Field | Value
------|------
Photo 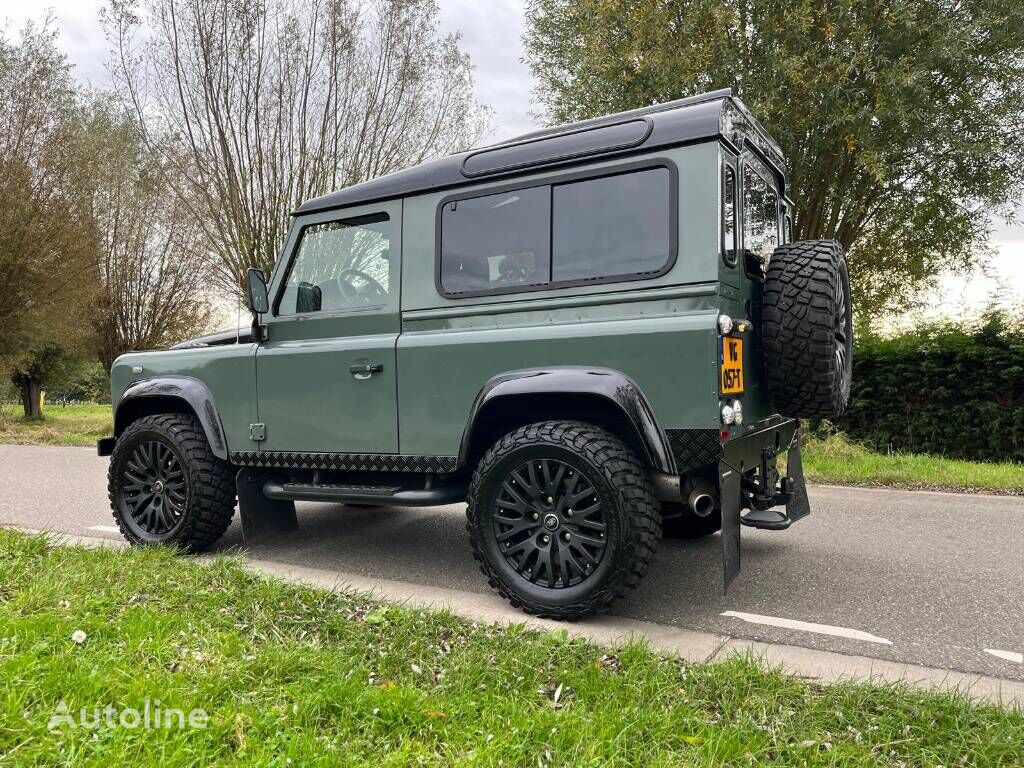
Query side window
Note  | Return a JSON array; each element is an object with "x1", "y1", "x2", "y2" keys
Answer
[
  {"x1": 722, "y1": 164, "x2": 737, "y2": 265},
  {"x1": 551, "y1": 167, "x2": 671, "y2": 282},
  {"x1": 440, "y1": 186, "x2": 550, "y2": 294},
  {"x1": 278, "y1": 214, "x2": 391, "y2": 316},
  {"x1": 439, "y1": 163, "x2": 674, "y2": 297},
  {"x1": 742, "y1": 162, "x2": 779, "y2": 270}
]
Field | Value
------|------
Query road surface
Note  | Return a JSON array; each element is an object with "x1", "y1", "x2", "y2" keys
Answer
[{"x1": 1, "y1": 444, "x2": 1021, "y2": 681}]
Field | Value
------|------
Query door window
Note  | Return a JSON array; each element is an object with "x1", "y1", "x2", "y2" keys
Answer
[
  {"x1": 742, "y1": 159, "x2": 779, "y2": 268},
  {"x1": 277, "y1": 213, "x2": 391, "y2": 315}
]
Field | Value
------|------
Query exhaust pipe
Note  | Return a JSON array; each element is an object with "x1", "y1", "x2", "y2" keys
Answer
[
  {"x1": 651, "y1": 473, "x2": 719, "y2": 517},
  {"x1": 687, "y1": 483, "x2": 716, "y2": 517}
]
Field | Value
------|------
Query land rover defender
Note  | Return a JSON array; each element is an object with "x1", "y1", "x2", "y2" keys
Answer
[{"x1": 99, "y1": 88, "x2": 853, "y2": 619}]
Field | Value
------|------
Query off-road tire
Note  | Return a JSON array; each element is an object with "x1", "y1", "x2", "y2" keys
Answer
[
  {"x1": 108, "y1": 413, "x2": 236, "y2": 551},
  {"x1": 660, "y1": 502, "x2": 722, "y2": 539},
  {"x1": 762, "y1": 239, "x2": 853, "y2": 417},
  {"x1": 466, "y1": 421, "x2": 660, "y2": 620}
]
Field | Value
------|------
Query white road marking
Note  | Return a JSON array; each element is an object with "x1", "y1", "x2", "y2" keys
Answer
[
  {"x1": 721, "y1": 610, "x2": 893, "y2": 645},
  {"x1": 984, "y1": 649, "x2": 1023, "y2": 664},
  {"x1": 87, "y1": 525, "x2": 122, "y2": 534}
]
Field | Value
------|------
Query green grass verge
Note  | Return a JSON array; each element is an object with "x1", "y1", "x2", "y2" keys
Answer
[
  {"x1": 0, "y1": 530, "x2": 1021, "y2": 766},
  {"x1": 0, "y1": 404, "x2": 112, "y2": 448},
  {"x1": 801, "y1": 431, "x2": 1024, "y2": 495}
]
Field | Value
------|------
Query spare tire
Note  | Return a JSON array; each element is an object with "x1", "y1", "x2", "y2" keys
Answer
[{"x1": 761, "y1": 239, "x2": 852, "y2": 417}]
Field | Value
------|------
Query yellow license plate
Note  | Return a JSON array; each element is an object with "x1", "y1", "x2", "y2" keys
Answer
[{"x1": 720, "y1": 337, "x2": 744, "y2": 394}]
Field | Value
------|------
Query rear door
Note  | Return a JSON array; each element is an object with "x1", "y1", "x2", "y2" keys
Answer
[{"x1": 256, "y1": 201, "x2": 401, "y2": 454}]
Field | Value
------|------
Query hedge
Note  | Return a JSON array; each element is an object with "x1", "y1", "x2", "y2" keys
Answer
[{"x1": 835, "y1": 312, "x2": 1024, "y2": 463}]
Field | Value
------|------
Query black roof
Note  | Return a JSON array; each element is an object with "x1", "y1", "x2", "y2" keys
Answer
[{"x1": 295, "y1": 88, "x2": 782, "y2": 215}]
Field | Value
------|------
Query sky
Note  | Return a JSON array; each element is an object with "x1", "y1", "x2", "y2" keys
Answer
[{"x1": 2, "y1": 0, "x2": 1021, "y2": 318}]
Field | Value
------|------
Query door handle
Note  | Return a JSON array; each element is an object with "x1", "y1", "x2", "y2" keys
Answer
[{"x1": 349, "y1": 362, "x2": 383, "y2": 379}]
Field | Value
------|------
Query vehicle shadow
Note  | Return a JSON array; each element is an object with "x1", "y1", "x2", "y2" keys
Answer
[{"x1": 213, "y1": 500, "x2": 790, "y2": 622}]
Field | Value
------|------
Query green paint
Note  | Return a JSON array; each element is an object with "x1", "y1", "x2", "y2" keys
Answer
[{"x1": 109, "y1": 138, "x2": 785, "y2": 461}]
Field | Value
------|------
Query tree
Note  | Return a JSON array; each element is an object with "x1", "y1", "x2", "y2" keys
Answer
[
  {"x1": 524, "y1": 0, "x2": 1024, "y2": 317},
  {"x1": 8, "y1": 343, "x2": 66, "y2": 419},
  {"x1": 79, "y1": 99, "x2": 212, "y2": 370},
  {"x1": 0, "y1": 19, "x2": 96, "y2": 415},
  {"x1": 105, "y1": 0, "x2": 490, "y2": 296}
]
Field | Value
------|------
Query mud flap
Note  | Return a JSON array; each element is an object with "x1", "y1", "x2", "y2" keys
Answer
[
  {"x1": 236, "y1": 469, "x2": 298, "y2": 545},
  {"x1": 719, "y1": 461, "x2": 742, "y2": 591},
  {"x1": 786, "y1": 432, "x2": 811, "y2": 523}
]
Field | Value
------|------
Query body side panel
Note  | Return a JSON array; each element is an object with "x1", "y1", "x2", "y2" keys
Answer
[
  {"x1": 397, "y1": 143, "x2": 721, "y2": 458},
  {"x1": 110, "y1": 344, "x2": 258, "y2": 454}
]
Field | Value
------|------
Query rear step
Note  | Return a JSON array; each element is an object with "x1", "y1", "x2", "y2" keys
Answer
[
  {"x1": 262, "y1": 480, "x2": 467, "y2": 507},
  {"x1": 740, "y1": 509, "x2": 792, "y2": 530}
]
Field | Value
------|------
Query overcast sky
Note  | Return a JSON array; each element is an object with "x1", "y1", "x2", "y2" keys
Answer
[{"x1": 2, "y1": 0, "x2": 1020, "y2": 315}]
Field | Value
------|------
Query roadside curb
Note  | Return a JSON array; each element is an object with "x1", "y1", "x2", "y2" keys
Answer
[{"x1": 10, "y1": 527, "x2": 1023, "y2": 710}]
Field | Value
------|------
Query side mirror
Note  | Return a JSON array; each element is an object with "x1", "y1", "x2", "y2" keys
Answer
[{"x1": 246, "y1": 268, "x2": 269, "y2": 315}]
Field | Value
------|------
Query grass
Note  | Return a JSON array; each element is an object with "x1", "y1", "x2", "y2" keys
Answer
[
  {"x1": 0, "y1": 403, "x2": 1020, "y2": 495},
  {"x1": 0, "y1": 404, "x2": 112, "y2": 448},
  {"x1": 0, "y1": 530, "x2": 1021, "y2": 766},
  {"x1": 800, "y1": 430, "x2": 1024, "y2": 495}
]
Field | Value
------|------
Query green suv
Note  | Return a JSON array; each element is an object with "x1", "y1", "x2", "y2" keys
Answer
[{"x1": 99, "y1": 88, "x2": 852, "y2": 619}]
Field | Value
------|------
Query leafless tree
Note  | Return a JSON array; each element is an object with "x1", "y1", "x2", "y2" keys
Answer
[
  {"x1": 104, "y1": 0, "x2": 490, "y2": 296},
  {"x1": 80, "y1": 99, "x2": 212, "y2": 370}
]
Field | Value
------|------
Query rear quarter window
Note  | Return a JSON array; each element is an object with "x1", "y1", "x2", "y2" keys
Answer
[
  {"x1": 438, "y1": 162, "x2": 676, "y2": 298},
  {"x1": 551, "y1": 167, "x2": 671, "y2": 282},
  {"x1": 439, "y1": 187, "x2": 551, "y2": 295}
]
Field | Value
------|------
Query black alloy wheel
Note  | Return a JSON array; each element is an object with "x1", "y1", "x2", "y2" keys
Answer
[
  {"x1": 833, "y1": 260, "x2": 851, "y2": 388},
  {"x1": 119, "y1": 439, "x2": 188, "y2": 536},
  {"x1": 492, "y1": 457, "x2": 608, "y2": 589}
]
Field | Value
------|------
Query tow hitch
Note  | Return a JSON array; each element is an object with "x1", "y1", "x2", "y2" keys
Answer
[{"x1": 740, "y1": 448, "x2": 797, "y2": 530}]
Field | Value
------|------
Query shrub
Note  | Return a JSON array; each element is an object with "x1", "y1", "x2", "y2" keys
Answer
[
  {"x1": 44, "y1": 360, "x2": 111, "y2": 404},
  {"x1": 836, "y1": 311, "x2": 1024, "y2": 463}
]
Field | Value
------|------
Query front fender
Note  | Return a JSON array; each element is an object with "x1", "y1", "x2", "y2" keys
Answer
[
  {"x1": 114, "y1": 376, "x2": 229, "y2": 460},
  {"x1": 459, "y1": 367, "x2": 675, "y2": 474}
]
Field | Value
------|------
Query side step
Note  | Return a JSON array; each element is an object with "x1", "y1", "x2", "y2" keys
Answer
[
  {"x1": 262, "y1": 480, "x2": 467, "y2": 507},
  {"x1": 740, "y1": 509, "x2": 792, "y2": 530}
]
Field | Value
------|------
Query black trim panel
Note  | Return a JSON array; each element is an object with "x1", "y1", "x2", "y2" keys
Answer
[
  {"x1": 665, "y1": 428, "x2": 724, "y2": 472},
  {"x1": 230, "y1": 451, "x2": 458, "y2": 474},
  {"x1": 461, "y1": 119, "x2": 652, "y2": 177},
  {"x1": 116, "y1": 376, "x2": 229, "y2": 460},
  {"x1": 459, "y1": 366, "x2": 675, "y2": 475}
]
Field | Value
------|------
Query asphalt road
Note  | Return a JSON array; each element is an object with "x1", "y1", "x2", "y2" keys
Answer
[{"x1": 2, "y1": 444, "x2": 1021, "y2": 681}]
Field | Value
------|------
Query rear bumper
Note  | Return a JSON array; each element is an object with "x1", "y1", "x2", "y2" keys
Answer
[
  {"x1": 722, "y1": 416, "x2": 797, "y2": 468},
  {"x1": 97, "y1": 437, "x2": 116, "y2": 457}
]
